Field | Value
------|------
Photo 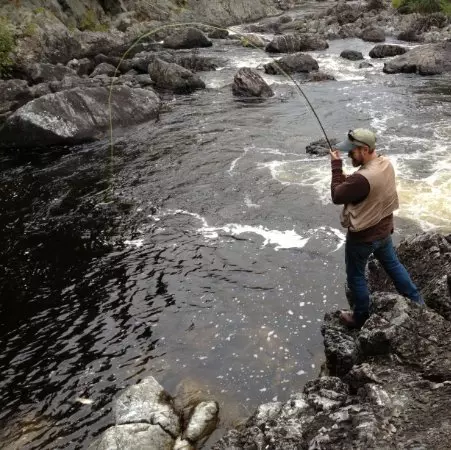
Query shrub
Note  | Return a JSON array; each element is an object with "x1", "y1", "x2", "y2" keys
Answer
[
  {"x1": 0, "y1": 18, "x2": 15, "y2": 78},
  {"x1": 393, "y1": 0, "x2": 451, "y2": 14},
  {"x1": 79, "y1": 9, "x2": 109, "y2": 32},
  {"x1": 22, "y1": 22, "x2": 37, "y2": 37}
]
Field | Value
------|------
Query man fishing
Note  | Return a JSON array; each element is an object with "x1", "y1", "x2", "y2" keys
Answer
[{"x1": 330, "y1": 128, "x2": 424, "y2": 328}]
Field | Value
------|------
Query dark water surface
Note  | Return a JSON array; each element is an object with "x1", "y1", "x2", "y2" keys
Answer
[{"x1": 1, "y1": 10, "x2": 451, "y2": 449}]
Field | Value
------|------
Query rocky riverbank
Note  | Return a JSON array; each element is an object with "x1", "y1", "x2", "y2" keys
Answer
[
  {"x1": 212, "y1": 232, "x2": 451, "y2": 449},
  {"x1": 1, "y1": 0, "x2": 451, "y2": 150}
]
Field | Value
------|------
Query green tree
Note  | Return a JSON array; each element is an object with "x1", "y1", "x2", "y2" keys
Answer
[{"x1": 393, "y1": 0, "x2": 451, "y2": 14}]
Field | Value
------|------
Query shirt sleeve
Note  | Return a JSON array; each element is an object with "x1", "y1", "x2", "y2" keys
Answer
[{"x1": 331, "y1": 159, "x2": 370, "y2": 205}]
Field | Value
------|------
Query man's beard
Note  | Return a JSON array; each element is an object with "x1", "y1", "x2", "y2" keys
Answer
[{"x1": 351, "y1": 158, "x2": 362, "y2": 167}]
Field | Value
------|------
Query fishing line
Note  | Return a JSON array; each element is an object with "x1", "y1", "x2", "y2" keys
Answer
[{"x1": 108, "y1": 22, "x2": 334, "y2": 193}]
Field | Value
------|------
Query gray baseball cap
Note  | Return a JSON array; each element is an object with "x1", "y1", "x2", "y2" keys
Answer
[{"x1": 334, "y1": 129, "x2": 377, "y2": 152}]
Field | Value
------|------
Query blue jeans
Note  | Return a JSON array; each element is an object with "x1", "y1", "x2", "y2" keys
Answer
[{"x1": 345, "y1": 235, "x2": 424, "y2": 326}]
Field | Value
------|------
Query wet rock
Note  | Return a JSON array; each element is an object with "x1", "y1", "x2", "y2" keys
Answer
[
  {"x1": 115, "y1": 376, "x2": 180, "y2": 437},
  {"x1": 361, "y1": 26, "x2": 385, "y2": 42},
  {"x1": 383, "y1": 41, "x2": 451, "y2": 75},
  {"x1": 359, "y1": 61, "x2": 373, "y2": 69},
  {"x1": 265, "y1": 34, "x2": 328, "y2": 53},
  {"x1": 304, "y1": 377, "x2": 349, "y2": 411},
  {"x1": 307, "y1": 71, "x2": 336, "y2": 82},
  {"x1": 148, "y1": 58, "x2": 206, "y2": 94},
  {"x1": 93, "y1": 54, "x2": 131, "y2": 74},
  {"x1": 26, "y1": 63, "x2": 77, "y2": 84},
  {"x1": 184, "y1": 401, "x2": 219, "y2": 442},
  {"x1": 340, "y1": 50, "x2": 364, "y2": 61},
  {"x1": 369, "y1": 44, "x2": 408, "y2": 58},
  {"x1": 90, "y1": 62, "x2": 118, "y2": 78},
  {"x1": 48, "y1": 76, "x2": 102, "y2": 93},
  {"x1": 0, "y1": 86, "x2": 160, "y2": 150},
  {"x1": 241, "y1": 34, "x2": 268, "y2": 48},
  {"x1": 232, "y1": 67, "x2": 274, "y2": 98},
  {"x1": 264, "y1": 53, "x2": 319, "y2": 74},
  {"x1": 74, "y1": 30, "x2": 127, "y2": 59},
  {"x1": 163, "y1": 28, "x2": 212, "y2": 49},
  {"x1": 88, "y1": 423, "x2": 174, "y2": 450},
  {"x1": 306, "y1": 137, "x2": 339, "y2": 157},
  {"x1": 208, "y1": 29, "x2": 229, "y2": 39}
]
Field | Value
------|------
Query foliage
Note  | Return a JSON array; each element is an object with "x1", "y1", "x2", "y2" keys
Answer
[
  {"x1": 33, "y1": 7, "x2": 46, "y2": 14},
  {"x1": 79, "y1": 9, "x2": 109, "y2": 32},
  {"x1": 392, "y1": 0, "x2": 451, "y2": 14},
  {"x1": 0, "y1": 17, "x2": 15, "y2": 78},
  {"x1": 22, "y1": 21, "x2": 37, "y2": 37}
]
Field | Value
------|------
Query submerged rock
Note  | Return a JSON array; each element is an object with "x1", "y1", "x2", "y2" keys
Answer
[
  {"x1": 264, "y1": 53, "x2": 319, "y2": 74},
  {"x1": 383, "y1": 41, "x2": 451, "y2": 75},
  {"x1": 0, "y1": 86, "x2": 160, "y2": 150},
  {"x1": 232, "y1": 67, "x2": 274, "y2": 98}
]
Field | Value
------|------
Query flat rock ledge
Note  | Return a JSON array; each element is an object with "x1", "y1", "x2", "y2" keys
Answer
[
  {"x1": 89, "y1": 376, "x2": 219, "y2": 450},
  {"x1": 213, "y1": 232, "x2": 451, "y2": 449}
]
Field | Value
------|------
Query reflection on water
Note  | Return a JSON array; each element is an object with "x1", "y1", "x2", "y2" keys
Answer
[{"x1": 0, "y1": 18, "x2": 450, "y2": 450}]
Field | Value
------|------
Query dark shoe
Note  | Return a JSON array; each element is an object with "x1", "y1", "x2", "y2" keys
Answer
[{"x1": 339, "y1": 311, "x2": 367, "y2": 329}]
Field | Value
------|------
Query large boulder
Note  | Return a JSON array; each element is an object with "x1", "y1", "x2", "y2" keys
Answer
[
  {"x1": 232, "y1": 67, "x2": 274, "y2": 98},
  {"x1": 0, "y1": 86, "x2": 161, "y2": 150},
  {"x1": 265, "y1": 34, "x2": 328, "y2": 53},
  {"x1": 340, "y1": 50, "x2": 364, "y2": 61},
  {"x1": 361, "y1": 26, "x2": 385, "y2": 42},
  {"x1": 148, "y1": 58, "x2": 206, "y2": 94},
  {"x1": 383, "y1": 41, "x2": 451, "y2": 75},
  {"x1": 90, "y1": 62, "x2": 118, "y2": 77},
  {"x1": 369, "y1": 44, "x2": 408, "y2": 59},
  {"x1": 213, "y1": 291, "x2": 451, "y2": 449},
  {"x1": 163, "y1": 28, "x2": 212, "y2": 49},
  {"x1": 306, "y1": 137, "x2": 339, "y2": 157},
  {"x1": 264, "y1": 53, "x2": 319, "y2": 74}
]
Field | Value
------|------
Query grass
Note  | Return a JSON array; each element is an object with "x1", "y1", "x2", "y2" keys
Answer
[
  {"x1": 392, "y1": 0, "x2": 451, "y2": 14},
  {"x1": 0, "y1": 17, "x2": 15, "y2": 78}
]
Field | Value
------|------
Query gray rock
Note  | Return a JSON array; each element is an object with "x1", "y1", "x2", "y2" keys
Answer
[
  {"x1": 241, "y1": 34, "x2": 268, "y2": 48},
  {"x1": 232, "y1": 67, "x2": 274, "y2": 98},
  {"x1": 369, "y1": 44, "x2": 408, "y2": 58},
  {"x1": 27, "y1": 63, "x2": 77, "y2": 84},
  {"x1": 148, "y1": 58, "x2": 205, "y2": 94},
  {"x1": 359, "y1": 61, "x2": 373, "y2": 69},
  {"x1": 208, "y1": 29, "x2": 229, "y2": 39},
  {"x1": 173, "y1": 438, "x2": 195, "y2": 450},
  {"x1": 264, "y1": 53, "x2": 319, "y2": 74},
  {"x1": 361, "y1": 26, "x2": 385, "y2": 42},
  {"x1": 383, "y1": 41, "x2": 451, "y2": 75},
  {"x1": 88, "y1": 423, "x2": 174, "y2": 450},
  {"x1": 67, "y1": 58, "x2": 96, "y2": 77},
  {"x1": 29, "y1": 83, "x2": 52, "y2": 99},
  {"x1": 265, "y1": 34, "x2": 328, "y2": 53},
  {"x1": 397, "y1": 30, "x2": 424, "y2": 43},
  {"x1": 340, "y1": 50, "x2": 364, "y2": 61},
  {"x1": 184, "y1": 401, "x2": 219, "y2": 442},
  {"x1": 0, "y1": 86, "x2": 160, "y2": 150},
  {"x1": 164, "y1": 28, "x2": 212, "y2": 49},
  {"x1": 0, "y1": 79, "x2": 32, "y2": 117},
  {"x1": 90, "y1": 62, "x2": 118, "y2": 77},
  {"x1": 306, "y1": 137, "x2": 339, "y2": 157},
  {"x1": 115, "y1": 376, "x2": 180, "y2": 437},
  {"x1": 308, "y1": 71, "x2": 336, "y2": 82}
]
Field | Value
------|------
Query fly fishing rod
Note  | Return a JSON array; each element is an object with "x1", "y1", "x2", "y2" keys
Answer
[{"x1": 108, "y1": 22, "x2": 334, "y2": 191}]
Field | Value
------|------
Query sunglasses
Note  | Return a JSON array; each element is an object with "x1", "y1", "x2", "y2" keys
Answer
[{"x1": 348, "y1": 130, "x2": 371, "y2": 148}]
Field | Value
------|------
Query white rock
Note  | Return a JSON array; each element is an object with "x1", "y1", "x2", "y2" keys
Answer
[{"x1": 184, "y1": 401, "x2": 219, "y2": 442}]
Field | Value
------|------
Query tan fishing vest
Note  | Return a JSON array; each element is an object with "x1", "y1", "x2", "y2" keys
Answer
[{"x1": 340, "y1": 156, "x2": 399, "y2": 232}]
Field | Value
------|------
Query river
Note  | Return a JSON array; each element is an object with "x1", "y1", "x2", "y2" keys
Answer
[{"x1": 0, "y1": 6, "x2": 450, "y2": 449}]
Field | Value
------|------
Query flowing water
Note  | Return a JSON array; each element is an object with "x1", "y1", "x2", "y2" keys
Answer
[{"x1": 1, "y1": 7, "x2": 451, "y2": 449}]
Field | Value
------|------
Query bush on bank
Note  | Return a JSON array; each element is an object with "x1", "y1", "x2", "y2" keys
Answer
[
  {"x1": 392, "y1": 0, "x2": 451, "y2": 15},
  {"x1": 0, "y1": 17, "x2": 15, "y2": 78}
]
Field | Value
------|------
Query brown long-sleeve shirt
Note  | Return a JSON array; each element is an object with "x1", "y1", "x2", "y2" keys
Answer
[{"x1": 331, "y1": 159, "x2": 394, "y2": 242}]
